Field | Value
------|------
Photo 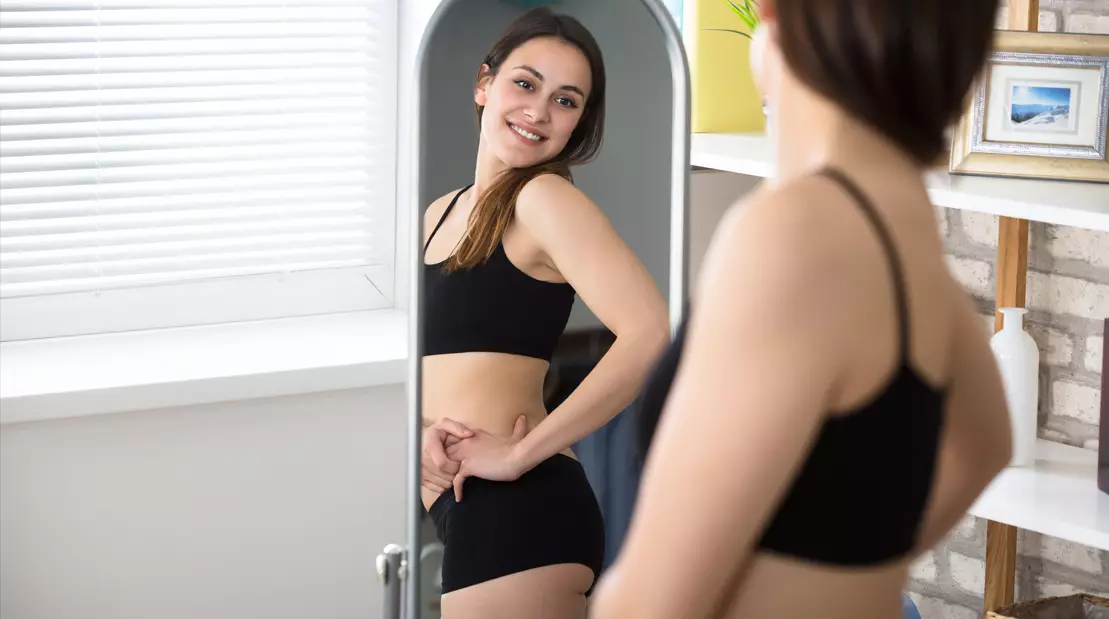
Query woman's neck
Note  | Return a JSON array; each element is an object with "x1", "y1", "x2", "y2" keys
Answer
[
  {"x1": 473, "y1": 138, "x2": 510, "y2": 198},
  {"x1": 771, "y1": 77, "x2": 922, "y2": 184}
]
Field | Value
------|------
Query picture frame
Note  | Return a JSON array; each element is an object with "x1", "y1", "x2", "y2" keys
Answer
[{"x1": 950, "y1": 31, "x2": 1109, "y2": 183}]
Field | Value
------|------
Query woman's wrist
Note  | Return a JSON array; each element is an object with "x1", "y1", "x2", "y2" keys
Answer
[{"x1": 509, "y1": 435, "x2": 543, "y2": 478}]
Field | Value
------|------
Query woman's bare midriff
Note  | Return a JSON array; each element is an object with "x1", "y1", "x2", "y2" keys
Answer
[
  {"x1": 722, "y1": 552, "x2": 910, "y2": 619},
  {"x1": 421, "y1": 352, "x2": 577, "y2": 511}
]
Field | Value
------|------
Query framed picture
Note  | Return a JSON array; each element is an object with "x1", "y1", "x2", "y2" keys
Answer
[{"x1": 950, "y1": 31, "x2": 1109, "y2": 183}]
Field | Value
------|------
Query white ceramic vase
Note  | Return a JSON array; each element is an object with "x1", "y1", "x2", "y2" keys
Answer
[{"x1": 990, "y1": 308, "x2": 1040, "y2": 468}]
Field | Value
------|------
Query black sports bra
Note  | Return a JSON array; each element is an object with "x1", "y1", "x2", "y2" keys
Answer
[
  {"x1": 635, "y1": 168, "x2": 947, "y2": 566},
  {"x1": 423, "y1": 185, "x2": 576, "y2": 361}
]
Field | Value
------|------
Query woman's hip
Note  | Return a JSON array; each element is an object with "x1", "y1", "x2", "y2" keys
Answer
[
  {"x1": 428, "y1": 453, "x2": 602, "y2": 536},
  {"x1": 427, "y1": 453, "x2": 606, "y2": 595}
]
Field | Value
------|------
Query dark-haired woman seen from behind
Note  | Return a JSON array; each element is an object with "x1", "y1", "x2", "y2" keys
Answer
[
  {"x1": 419, "y1": 7, "x2": 669, "y2": 619},
  {"x1": 591, "y1": 1, "x2": 1012, "y2": 618}
]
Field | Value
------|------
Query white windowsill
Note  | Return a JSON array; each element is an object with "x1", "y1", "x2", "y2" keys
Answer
[{"x1": 0, "y1": 309, "x2": 408, "y2": 425}]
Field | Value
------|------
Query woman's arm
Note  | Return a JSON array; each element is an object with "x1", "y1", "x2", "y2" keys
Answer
[
  {"x1": 913, "y1": 289, "x2": 1011, "y2": 551},
  {"x1": 589, "y1": 186, "x2": 850, "y2": 619},
  {"x1": 509, "y1": 174, "x2": 670, "y2": 473}
]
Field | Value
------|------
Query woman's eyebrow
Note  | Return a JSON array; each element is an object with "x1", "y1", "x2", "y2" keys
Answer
[{"x1": 514, "y1": 64, "x2": 586, "y2": 98}]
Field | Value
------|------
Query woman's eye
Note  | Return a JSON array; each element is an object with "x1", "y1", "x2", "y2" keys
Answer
[
  {"x1": 556, "y1": 97, "x2": 577, "y2": 108},
  {"x1": 514, "y1": 79, "x2": 534, "y2": 90}
]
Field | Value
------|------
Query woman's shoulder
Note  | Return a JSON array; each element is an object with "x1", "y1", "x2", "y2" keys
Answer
[
  {"x1": 695, "y1": 175, "x2": 873, "y2": 315},
  {"x1": 517, "y1": 172, "x2": 580, "y2": 203},
  {"x1": 429, "y1": 186, "x2": 470, "y2": 208},
  {"x1": 514, "y1": 173, "x2": 597, "y2": 224},
  {"x1": 423, "y1": 186, "x2": 469, "y2": 223},
  {"x1": 715, "y1": 175, "x2": 851, "y2": 260}
]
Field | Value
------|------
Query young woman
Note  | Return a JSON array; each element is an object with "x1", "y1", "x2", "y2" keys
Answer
[
  {"x1": 419, "y1": 8, "x2": 669, "y2": 619},
  {"x1": 590, "y1": 1, "x2": 1013, "y2": 618}
]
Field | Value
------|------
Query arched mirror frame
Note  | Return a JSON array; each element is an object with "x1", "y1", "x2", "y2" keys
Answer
[{"x1": 404, "y1": 2, "x2": 691, "y2": 614}]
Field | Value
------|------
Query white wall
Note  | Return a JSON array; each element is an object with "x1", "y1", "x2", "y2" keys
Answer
[
  {"x1": 687, "y1": 170, "x2": 761, "y2": 288},
  {"x1": 0, "y1": 385, "x2": 407, "y2": 619}
]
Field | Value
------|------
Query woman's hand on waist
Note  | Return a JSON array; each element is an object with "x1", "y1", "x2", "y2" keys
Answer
[
  {"x1": 421, "y1": 418, "x2": 473, "y2": 496},
  {"x1": 445, "y1": 414, "x2": 529, "y2": 502}
]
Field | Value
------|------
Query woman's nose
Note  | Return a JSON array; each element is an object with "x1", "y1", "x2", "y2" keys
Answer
[{"x1": 524, "y1": 102, "x2": 549, "y2": 124}]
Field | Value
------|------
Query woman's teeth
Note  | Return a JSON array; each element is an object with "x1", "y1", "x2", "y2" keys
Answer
[{"x1": 510, "y1": 123, "x2": 544, "y2": 142}]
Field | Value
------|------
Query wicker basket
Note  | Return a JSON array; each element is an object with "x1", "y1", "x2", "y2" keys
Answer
[{"x1": 986, "y1": 594, "x2": 1109, "y2": 619}]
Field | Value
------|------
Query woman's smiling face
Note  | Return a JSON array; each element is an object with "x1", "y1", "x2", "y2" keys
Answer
[{"x1": 475, "y1": 36, "x2": 593, "y2": 169}]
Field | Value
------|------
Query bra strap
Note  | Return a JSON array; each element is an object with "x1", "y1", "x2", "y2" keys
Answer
[
  {"x1": 817, "y1": 168, "x2": 911, "y2": 361},
  {"x1": 424, "y1": 185, "x2": 472, "y2": 252}
]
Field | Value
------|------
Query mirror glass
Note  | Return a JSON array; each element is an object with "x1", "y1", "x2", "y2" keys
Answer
[{"x1": 411, "y1": 1, "x2": 688, "y2": 617}]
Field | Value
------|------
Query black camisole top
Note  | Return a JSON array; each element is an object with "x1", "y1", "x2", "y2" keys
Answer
[
  {"x1": 635, "y1": 168, "x2": 948, "y2": 566},
  {"x1": 423, "y1": 185, "x2": 576, "y2": 361}
]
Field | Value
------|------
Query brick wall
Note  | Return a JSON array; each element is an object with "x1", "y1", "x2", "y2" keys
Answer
[
  {"x1": 907, "y1": 4, "x2": 1109, "y2": 616},
  {"x1": 996, "y1": 0, "x2": 1109, "y2": 33}
]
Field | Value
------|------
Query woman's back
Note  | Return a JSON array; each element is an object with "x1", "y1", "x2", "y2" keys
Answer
[
  {"x1": 716, "y1": 162, "x2": 958, "y2": 618},
  {"x1": 589, "y1": 1, "x2": 1010, "y2": 616},
  {"x1": 726, "y1": 160, "x2": 1012, "y2": 617},
  {"x1": 594, "y1": 130, "x2": 1010, "y2": 618}
]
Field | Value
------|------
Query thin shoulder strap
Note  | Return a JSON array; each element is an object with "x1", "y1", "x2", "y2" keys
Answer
[
  {"x1": 817, "y1": 167, "x2": 911, "y2": 360},
  {"x1": 424, "y1": 185, "x2": 472, "y2": 252}
]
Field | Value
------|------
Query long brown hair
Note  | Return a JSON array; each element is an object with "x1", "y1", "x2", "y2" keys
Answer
[
  {"x1": 775, "y1": 0, "x2": 998, "y2": 164},
  {"x1": 443, "y1": 7, "x2": 606, "y2": 273}
]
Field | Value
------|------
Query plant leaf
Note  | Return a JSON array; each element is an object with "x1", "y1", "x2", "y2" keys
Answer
[
  {"x1": 724, "y1": 0, "x2": 751, "y2": 20},
  {"x1": 702, "y1": 27, "x2": 753, "y2": 40},
  {"x1": 722, "y1": 0, "x2": 757, "y2": 30}
]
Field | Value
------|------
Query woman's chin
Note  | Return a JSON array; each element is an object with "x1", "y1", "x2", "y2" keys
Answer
[{"x1": 497, "y1": 149, "x2": 550, "y2": 170}]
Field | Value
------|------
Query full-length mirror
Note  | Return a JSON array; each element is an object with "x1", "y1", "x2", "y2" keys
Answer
[{"x1": 408, "y1": 1, "x2": 689, "y2": 617}]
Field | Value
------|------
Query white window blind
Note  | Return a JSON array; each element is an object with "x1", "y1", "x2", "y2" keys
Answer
[{"x1": 0, "y1": 0, "x2": 398, "y2": 341}]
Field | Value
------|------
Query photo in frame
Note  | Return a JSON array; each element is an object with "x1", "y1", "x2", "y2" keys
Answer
[{"x1": 950, "y1": 31, "x2": 1109, "y2": 183}]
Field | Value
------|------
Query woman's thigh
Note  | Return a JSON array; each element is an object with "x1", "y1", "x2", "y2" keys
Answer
[{"x1": 440, "y1": 563, "x2": 594, "y2": 619}]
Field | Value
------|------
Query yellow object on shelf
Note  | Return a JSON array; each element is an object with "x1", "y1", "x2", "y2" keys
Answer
[{"x1": 684, "y1": 0, "x2": 765, "y2": 134}]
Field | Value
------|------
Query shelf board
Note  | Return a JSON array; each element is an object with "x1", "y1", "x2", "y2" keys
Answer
[
  {"x1": 690, "y1": 132, "x2": 1109, "y2": 231},
  {"x1": 969, "y1": 439, "x2": 1109, "y2": 551},
  {"x1": 691, "y1": 132, "x2": 777, "y2": 178}
]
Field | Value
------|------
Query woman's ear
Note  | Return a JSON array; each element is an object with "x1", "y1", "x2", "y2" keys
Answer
[
  {"x1": 474, "y1": 63, "x2": 493, "y2": 107},
  {"x1": 749, "y1": 8, "x2": 782, "y2": 103},
  {"x1": 758, "y1": 0, "x2": 778, "y2": 22}
]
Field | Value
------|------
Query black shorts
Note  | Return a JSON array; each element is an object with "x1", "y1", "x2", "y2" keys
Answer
[{"x1": 427, "y1": 453, "x2": 606, "y2": 595}]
